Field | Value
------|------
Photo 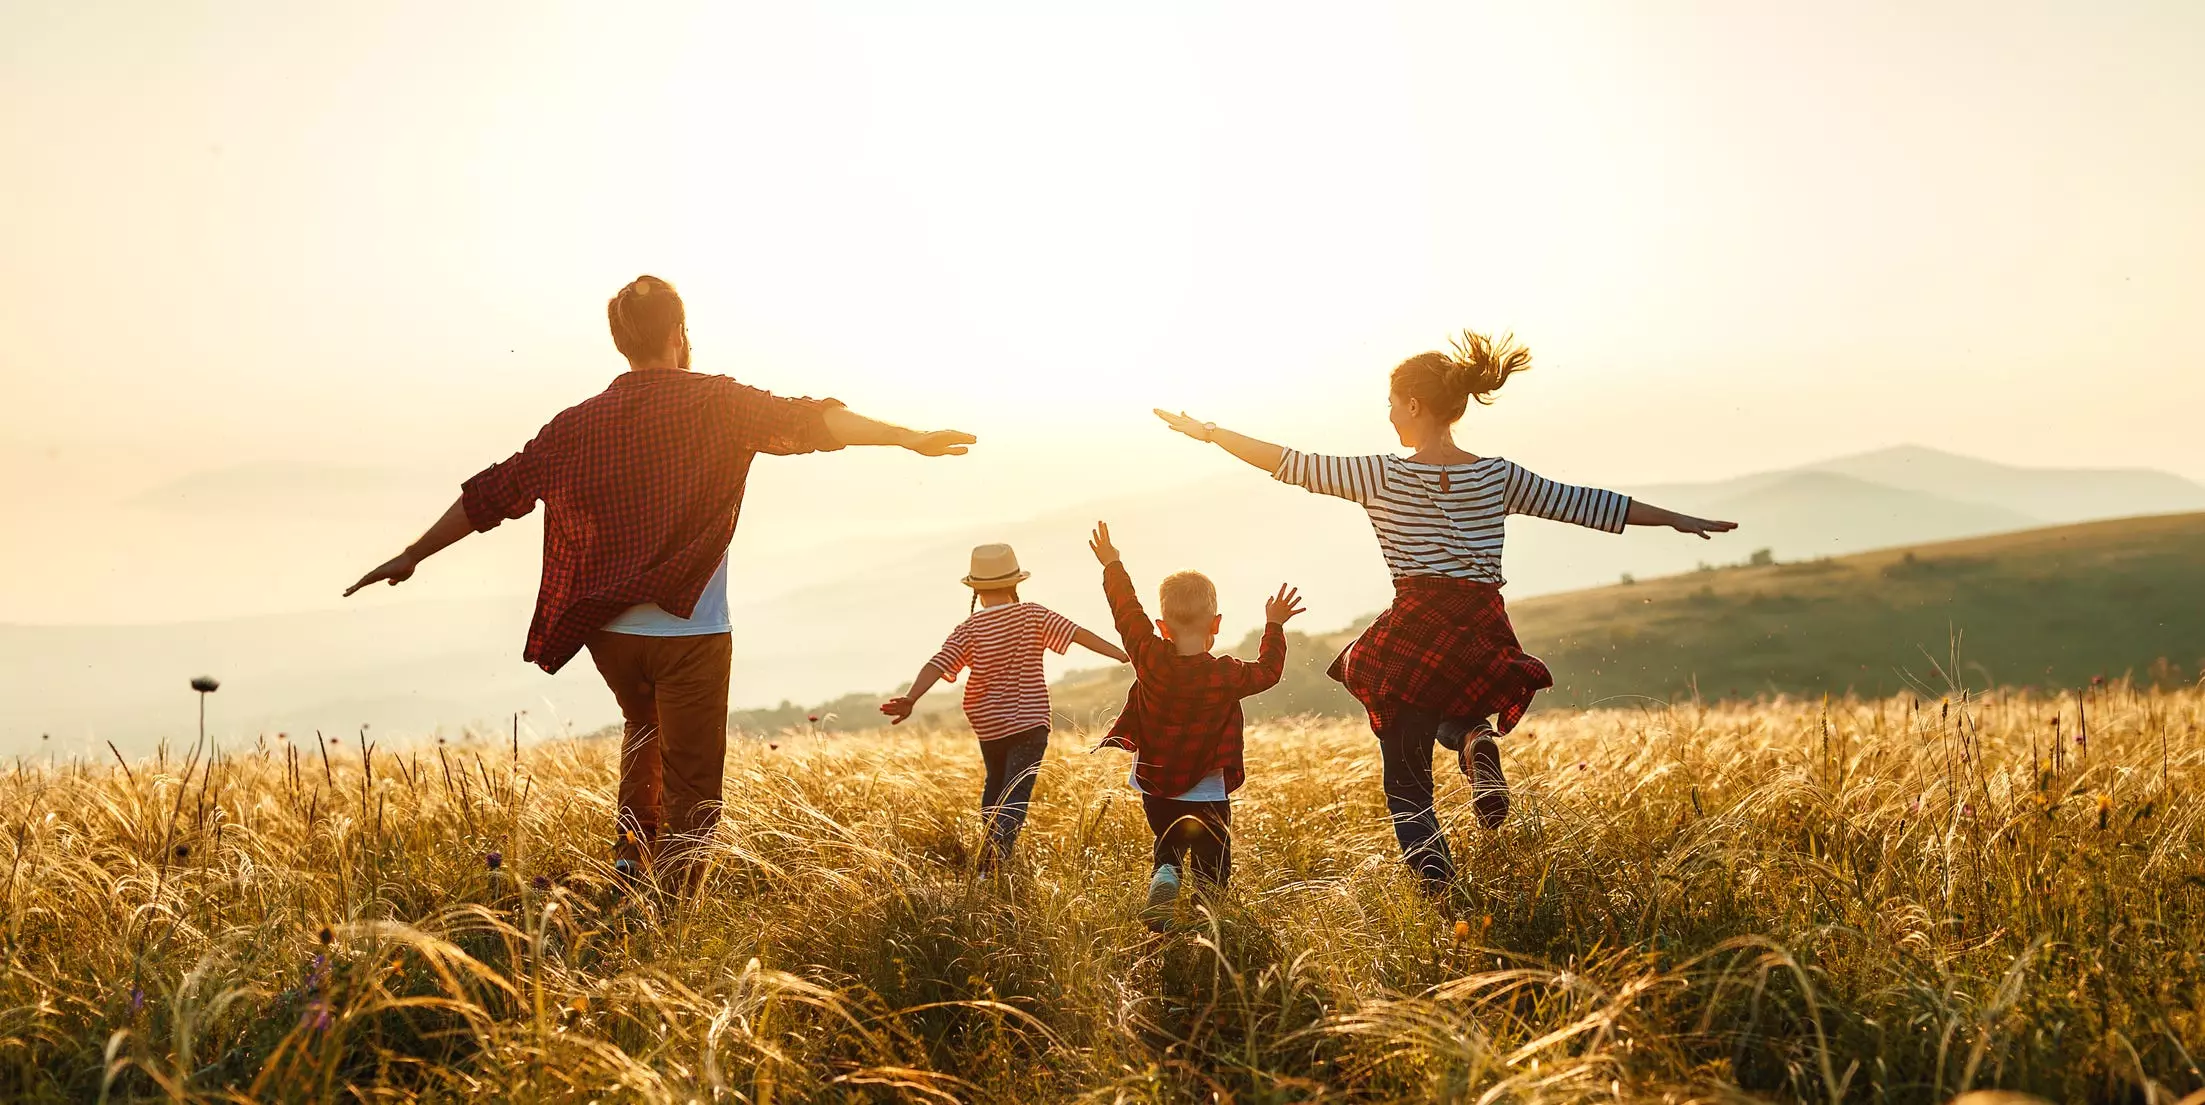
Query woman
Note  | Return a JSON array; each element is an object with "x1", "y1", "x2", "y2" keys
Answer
[{"x1": 1154, "y1": 332, "x2": 1734, "y2": 891}]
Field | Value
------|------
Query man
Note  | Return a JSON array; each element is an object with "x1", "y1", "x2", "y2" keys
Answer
[{"x1": 345, "y1": 275, "x2": 973, "y2": 893}]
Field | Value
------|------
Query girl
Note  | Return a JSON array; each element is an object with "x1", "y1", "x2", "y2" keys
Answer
[
  {"x1": 1153, "y1": 332, "x2": 1735, "y2": 891},
  {"x1": 881, "y1": 543, "x2": 1129, "y2": 868}
]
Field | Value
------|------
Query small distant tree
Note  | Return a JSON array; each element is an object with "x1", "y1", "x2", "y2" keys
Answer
[
  {"x1": 1619, "y1": 573, "x2": 1635, "y2": 586},
  {"x1": 1749, "y1": 548, "x2": 1775, "y2": 567}
]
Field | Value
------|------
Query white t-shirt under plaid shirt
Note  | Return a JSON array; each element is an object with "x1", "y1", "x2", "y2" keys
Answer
[{"x1": 927, "y1": 602, "x2": 1079, "y2": 741}]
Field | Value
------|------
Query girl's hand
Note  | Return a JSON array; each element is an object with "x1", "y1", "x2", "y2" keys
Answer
[
  {"x1": 1153, "y1": 409, "x2": 1215, "y2": 442},
  {"x1": 1674, "y1": 515, "x2": 1738, "y2": 540},
  {"x1": 879, "y1": 696, "x2": 915, "y2": 724},
  {"x1": 1263, "y1": 584, "x2": 1306, "y2": 626}
]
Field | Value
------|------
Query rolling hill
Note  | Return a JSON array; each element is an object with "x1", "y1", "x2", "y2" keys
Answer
[
  {"x1": 9, "y1": 445, "x2": 2201, "y2": 754},
  {"x1": 1030, "y1": 511, "x2": 2205, "y2": 727}
]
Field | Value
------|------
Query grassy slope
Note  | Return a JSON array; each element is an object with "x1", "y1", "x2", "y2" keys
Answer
[
  {"x1": 10, "y1": 693, "x2": 2203, "y2": 1101},
  {"x1": 1515, "y1": 510, "x2": 2205, "y2": 707},
  {"x1": 1042, "y1": 512, "x2": 2205, "y2": 726}
]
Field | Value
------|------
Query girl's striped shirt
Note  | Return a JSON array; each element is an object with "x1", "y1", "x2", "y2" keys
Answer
[
  {"x1": 1273, "y1": 450, "x2": 1631, "y2": 585},
  {"x1": 927, "y1": 602, "x2": 1079, "y2": 741}
]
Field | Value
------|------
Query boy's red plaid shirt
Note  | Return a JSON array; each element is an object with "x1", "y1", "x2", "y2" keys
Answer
[
  {"x1": 1098, "y1": 561, "x2": 1286, "y2": 797},
  {"x1": 459, "y1": 368, "x2": 843, "y2": 672}
]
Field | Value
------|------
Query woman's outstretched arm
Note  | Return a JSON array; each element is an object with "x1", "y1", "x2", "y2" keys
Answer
[
  {"x1": 1154, "y1": 409, "x2": 1286, "y2": 473},
  {"x1": 1624, "y1": 499, "x2": 1738, "y2": 539}
]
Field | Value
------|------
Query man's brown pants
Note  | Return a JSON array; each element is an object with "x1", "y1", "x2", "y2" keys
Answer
[{"x1": 586, "y1": 630, "x2": 733, "y2": 891}]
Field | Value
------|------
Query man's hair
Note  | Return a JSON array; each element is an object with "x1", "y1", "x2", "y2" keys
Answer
[
  {"x1": 1158, "y1": 571, "x2": 1218, "y2": 625},
  {"x1": 607, "y1": 275, "x2": 687, "y2": 365}
]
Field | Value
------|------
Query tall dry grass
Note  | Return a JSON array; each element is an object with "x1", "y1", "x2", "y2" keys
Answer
[{"x1": 2, "y1": 687, "x2": 2202, "y2": 1102}]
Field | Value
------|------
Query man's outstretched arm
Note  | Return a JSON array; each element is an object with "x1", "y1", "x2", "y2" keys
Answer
[
  {"x1": 820, "y1": 406, "x2": 975, "y2": 455},
  {"x1": 343, "y1": 496, "x2": 472, "y2": 596}
]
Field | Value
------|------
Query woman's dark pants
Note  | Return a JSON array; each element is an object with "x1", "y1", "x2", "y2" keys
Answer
[
  {"x1": 1379, "y1": 704, "x2": 1461, "y2": 890},
  {"x1": 977, "y1": 727, "x2": 1050, "y2": 865}
]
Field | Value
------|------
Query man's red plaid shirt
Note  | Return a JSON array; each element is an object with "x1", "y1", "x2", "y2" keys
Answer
[
  {"x1": 460, "y1": 368, "x2": 842, "y2": 673},
  {"x1": 1097, "y1": 561, "x2": 1286, "y2": 798}
]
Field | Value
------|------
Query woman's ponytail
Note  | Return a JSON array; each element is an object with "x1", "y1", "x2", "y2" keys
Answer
[{"x1": 1390, "y1": 330, "x2": 1532, "y2": 423}]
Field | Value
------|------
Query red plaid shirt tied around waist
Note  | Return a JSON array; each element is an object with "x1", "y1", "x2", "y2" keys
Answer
[
  {"x1": 1328, "y1": 575, "x2": 1552, "y2": 737},
  {"x1": 1097, "y1": 561, "x2": 1286, "y2": 798},
  {"x1": 460, "y1": 368, "x2": 843, "y2": 672}
]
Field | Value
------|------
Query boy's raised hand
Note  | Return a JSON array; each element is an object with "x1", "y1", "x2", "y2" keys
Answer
[
  {"x1": 1264, "y1": 584, "x2": 1306, "y2": 626},
  {"x1": 1088, "y1": 521, "x2": 1121, "y2": 565}
]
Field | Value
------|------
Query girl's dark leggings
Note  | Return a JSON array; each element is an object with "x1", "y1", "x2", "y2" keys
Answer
[
  {"x1": 977, "y1": 727, "x2": 1050, "y2": 863},
  {"x1": 1377, "y1": 704, "x2": 1471, "y2": 891}
]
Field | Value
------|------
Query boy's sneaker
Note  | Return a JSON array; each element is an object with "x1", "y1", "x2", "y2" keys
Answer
[
  {"x1": 1459, "y1": 726, "x2": 1510, "y2": 829},
  {"x1": 1144, "y1": 864, "x2": 1182, "y2": 932}
]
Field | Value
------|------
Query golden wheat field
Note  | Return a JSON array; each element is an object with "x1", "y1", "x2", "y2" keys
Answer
[{"x1": 3, "y1": 687, "x2": 2202, "y2": 1104}]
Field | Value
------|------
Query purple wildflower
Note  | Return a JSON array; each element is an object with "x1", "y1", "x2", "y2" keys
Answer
[{"x1": 485, "y1": 851, "x2": 503, "y2": 871}]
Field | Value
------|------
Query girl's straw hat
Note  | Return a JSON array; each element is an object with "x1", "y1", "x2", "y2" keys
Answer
[{"x1": 961, "y1": 544, "x2": 1031, "y2": 590}]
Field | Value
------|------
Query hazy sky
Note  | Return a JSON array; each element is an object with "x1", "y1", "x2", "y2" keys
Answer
[{"x1": 3, "y1": 1, "x2": 2203, "y2": 623}]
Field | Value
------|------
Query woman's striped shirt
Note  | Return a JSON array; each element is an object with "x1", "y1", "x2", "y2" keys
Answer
[
  {"x1": 927, "y1": 602, "x2": 1079, "y2": 741},
  {"x1": 1273, "y1": 450, "x2": 1631, "y2": 585}
]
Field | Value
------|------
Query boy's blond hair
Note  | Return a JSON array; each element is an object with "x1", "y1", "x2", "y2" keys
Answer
[{"x1": 1158, "y1": 570, "x2": 1218, "y2": 626}]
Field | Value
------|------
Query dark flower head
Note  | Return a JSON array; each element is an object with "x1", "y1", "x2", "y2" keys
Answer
[
  {"x1": 485, "y1": 851, "x2": 503, "y2": 870},
  {"x1": 173, "y1": 844, "x2": 190, "y2": 859},
  {"x1": 768, "y1": 743, "x2": 780, "y2": 751},
  {"x1": 317, "y1": 925, "x2": 334, "y2": 945},
  {"x1": 531, "y1": 875, "x2": 552, "y2": 892},
  {"x1": 129, "y1": 985, "x2": 145, "y2": 1012},
  {"x1": 190, "y1": 676, "x2": 220, "y2": 693},
  {"x1": 807, "y1": 715, "x2": 820, "y2": 723}
]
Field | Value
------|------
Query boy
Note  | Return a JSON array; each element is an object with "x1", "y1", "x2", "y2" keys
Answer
[{"x1": 1087, "y1": 521, "x2": 1303, "y2": 925}]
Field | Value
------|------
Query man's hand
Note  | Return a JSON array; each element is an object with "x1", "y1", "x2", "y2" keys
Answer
[
  {"x1": 1089, "y1": 521, "x2": 1121, "y2": 566},
  {"x1": 903, "y1": 429, "x2": 976, "y2": 457},
  {"x1": 1264, "y1": 583, "x2": 1306, "y2": 626},
  {"x1": 1673, "y1": 515, "x2": 1738, "y2": 540},
  {"x1": 879, "y1": 696, "x2": 916, "y2": 724},
  {"x1": 344, "y1": 553, "x2": 419, "y2": 597}
]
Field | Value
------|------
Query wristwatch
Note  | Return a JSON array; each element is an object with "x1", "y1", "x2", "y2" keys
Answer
[{"x1": 1201, "y1": 421, "x2": 1217, "y2": 442}]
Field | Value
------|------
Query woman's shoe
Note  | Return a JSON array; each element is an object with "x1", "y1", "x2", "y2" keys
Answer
[{"x1": 1462, "y1": 728, "x2": 1510, "y2": 829}]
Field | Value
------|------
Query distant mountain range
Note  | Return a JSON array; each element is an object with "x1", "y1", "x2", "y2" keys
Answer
[{"x1": 5, "y1": 445, "x2": 2201, "y2": 755}]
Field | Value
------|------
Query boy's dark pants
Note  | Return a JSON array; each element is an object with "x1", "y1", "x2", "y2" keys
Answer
[{"x1": 1142, "y1": 795, "x2": 1233, "y2": 885}]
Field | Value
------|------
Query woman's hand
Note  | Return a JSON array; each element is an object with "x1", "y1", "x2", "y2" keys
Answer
[
  {"x1": 1153, "y1": 409, "x2": 1214, "y2": 442},
  {"x1": 1672, "y1": 514, "x2": 1738, "y2": 540}
]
